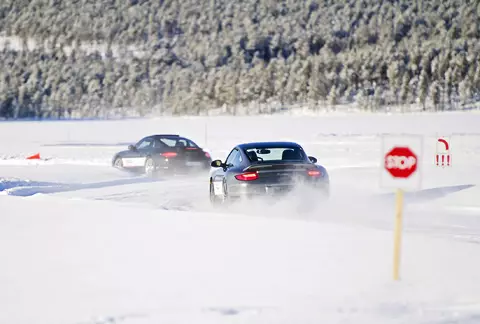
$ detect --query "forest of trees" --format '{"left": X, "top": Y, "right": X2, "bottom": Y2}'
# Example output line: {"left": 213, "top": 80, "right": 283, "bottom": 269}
{"left": 0, "top": 0, "right": 479, "bottom": 118}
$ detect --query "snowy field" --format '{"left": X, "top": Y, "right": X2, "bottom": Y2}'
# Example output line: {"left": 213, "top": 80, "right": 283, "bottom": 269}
{"left": 1, "top": 112, "right": 480, "bottom": 324}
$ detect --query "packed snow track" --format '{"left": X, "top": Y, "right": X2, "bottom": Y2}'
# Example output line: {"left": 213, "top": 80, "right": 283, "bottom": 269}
{"left": 2, "top": 113, "right": 480, "bottom": 324}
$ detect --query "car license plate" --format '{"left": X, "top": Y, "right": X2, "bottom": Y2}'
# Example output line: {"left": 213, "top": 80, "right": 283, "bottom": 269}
{"left": 186, "top": 161, "right": 203, "bottom": 166}
{"left": 266, "top": 186, "right": 289, "bottom": 194}
{"left": 266, "top": 186, "right": 279, "bottom": 194}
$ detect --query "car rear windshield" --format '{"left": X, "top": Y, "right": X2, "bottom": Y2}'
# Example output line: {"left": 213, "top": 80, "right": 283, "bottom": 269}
{"left": 244, "top": 147, "right": 307, "bottom": 162}
{"left": 156, "top": 137, "right": 198, "bottom": 148}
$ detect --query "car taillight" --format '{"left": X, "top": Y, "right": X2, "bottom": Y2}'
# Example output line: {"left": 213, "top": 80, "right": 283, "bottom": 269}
{"left": 307, "top": 170, "right": 322, "bottom": 177}
{"left": 235, "top": 172, "right": 258, "bottom": 181}
{"left": 204, "top": 152, "right": 211, "bottom": 159}
{"left": 161, "top": 152, "right": 177, "bottom": 158}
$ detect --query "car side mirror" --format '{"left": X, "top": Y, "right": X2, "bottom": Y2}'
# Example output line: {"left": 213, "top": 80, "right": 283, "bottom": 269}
{"left": 211, "top": 160, "right": 223, "bottom": 168}
{"left": 308, "top": 156, "right": 317, "bottom": 163}
{"left": 128, "top": 145, "right": 136, "bottom": 151}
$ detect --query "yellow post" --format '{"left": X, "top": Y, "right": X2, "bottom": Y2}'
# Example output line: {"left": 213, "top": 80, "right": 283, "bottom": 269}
{"left": 393, "top": 188, "right": 404, "bottom": 281}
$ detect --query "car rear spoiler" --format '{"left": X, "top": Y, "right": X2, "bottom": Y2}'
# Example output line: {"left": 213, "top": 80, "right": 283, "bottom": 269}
{"left": 243, "top": 162, "right": 313, "bottom": 172}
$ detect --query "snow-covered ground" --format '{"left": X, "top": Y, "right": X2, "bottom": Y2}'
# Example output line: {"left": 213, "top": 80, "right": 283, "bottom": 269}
{"left": 1, "top": 112, "right": 480, "bottom": 324}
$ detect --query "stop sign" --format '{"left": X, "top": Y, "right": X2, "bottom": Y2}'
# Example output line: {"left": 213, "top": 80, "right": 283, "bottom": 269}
{"left": 384, "top": 146, "right": 418, "bottom": 178}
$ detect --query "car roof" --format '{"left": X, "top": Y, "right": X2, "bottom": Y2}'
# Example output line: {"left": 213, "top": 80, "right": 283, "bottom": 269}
{"left": 151, "top": 134, "right": 180, "bottom": 138}
{"left": 237, "top": 141, "right": 302, "bottom": 150}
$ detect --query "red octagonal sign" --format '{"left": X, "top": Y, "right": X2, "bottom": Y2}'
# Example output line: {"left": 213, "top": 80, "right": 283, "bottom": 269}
{"left": 384, "top": 146, "right": 418, "bottom": 178}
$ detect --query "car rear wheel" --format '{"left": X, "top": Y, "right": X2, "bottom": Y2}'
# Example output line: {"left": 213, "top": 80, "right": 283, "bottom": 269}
{"left": 144, "top": 157, "right": 156, "bottom": 176}
{"left": 210, "top": 180, "right": 226, "bottom": 206}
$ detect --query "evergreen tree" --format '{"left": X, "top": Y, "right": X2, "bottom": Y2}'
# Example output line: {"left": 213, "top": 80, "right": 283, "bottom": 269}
{"left": 0, "top": 0, "right": 478, "bottom": 118}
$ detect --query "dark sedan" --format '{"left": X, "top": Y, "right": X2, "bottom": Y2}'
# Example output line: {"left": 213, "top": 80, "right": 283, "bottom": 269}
{"left": 208, "top": 141, "right": 329, "bottom": 205}
{"left": 112, "top": 134, "right": 212, "bottom": 176}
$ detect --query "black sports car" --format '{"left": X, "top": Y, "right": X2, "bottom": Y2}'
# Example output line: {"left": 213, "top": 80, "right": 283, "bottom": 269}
{"left": 209, "top": 141, "right": 329, "bottom": 205}
{"left": 112, "top": 134, "right": 212, "bottom": 176}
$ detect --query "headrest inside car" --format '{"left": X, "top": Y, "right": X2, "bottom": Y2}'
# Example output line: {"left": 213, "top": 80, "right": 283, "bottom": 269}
{"left": 282, "top": 149, "right": 301, "bottom": 160}
{"left": 247, "top": 151, "right": 259, "bottom": 161}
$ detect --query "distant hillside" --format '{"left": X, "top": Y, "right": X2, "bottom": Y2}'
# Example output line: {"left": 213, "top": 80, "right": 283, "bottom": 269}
{"left": 0, "top": 0, "right": 479, "bottom": 118}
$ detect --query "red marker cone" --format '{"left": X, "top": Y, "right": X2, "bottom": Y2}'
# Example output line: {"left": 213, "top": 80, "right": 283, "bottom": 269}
{"left": 26, "top": 153, "right": 41, "bottom": 160}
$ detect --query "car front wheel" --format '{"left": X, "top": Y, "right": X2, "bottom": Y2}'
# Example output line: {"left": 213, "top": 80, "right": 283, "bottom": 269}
{"left": 113, "top": 157, "right": 123, "bottom": 169}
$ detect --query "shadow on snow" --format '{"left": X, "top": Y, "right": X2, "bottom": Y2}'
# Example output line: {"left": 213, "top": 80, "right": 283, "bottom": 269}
{"left": 0, "top": 179, "right": 62, "bottom": 192}
{"left": 376, "top": 184, "right": 476, "bottom": 205}
{"left": 2, "top": 176, "right": 162, "bottom": 197}
{"left": 1, "top": 174, "right": 475, "bottom": 207}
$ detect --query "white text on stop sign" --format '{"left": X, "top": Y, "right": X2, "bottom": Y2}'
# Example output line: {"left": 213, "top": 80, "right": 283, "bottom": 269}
{"left": 386, "top": 155, "right": 417, "bottom": 169}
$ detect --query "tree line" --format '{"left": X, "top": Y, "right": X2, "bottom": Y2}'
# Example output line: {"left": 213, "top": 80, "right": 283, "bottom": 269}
{"left": 0, "top": 0, "right": 479, "bottom": 118}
